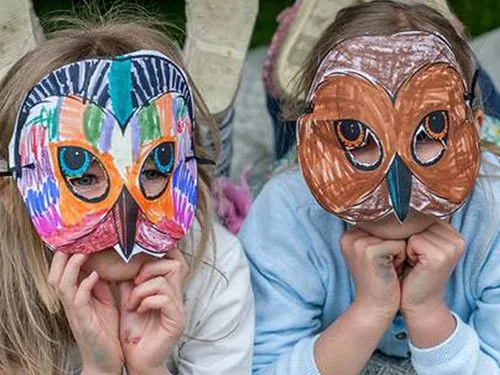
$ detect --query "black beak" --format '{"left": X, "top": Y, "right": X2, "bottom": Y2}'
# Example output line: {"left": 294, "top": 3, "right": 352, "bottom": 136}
{"left": 386, "top": 154, "right": 412, "bottom": 223}
{"left": 112, "top": 187, "right": 139, "bottom": 260}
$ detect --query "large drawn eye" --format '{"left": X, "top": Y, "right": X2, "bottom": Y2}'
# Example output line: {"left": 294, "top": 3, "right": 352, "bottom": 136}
{"left": 423, "top": 110, "right": 449, "bottom": 140}
{"left": 58, "top": 146, "right": 109, "bottom": 203}
{"left": 140, "top": 142, "right": 175, "bottom": 200}
{"left": 333, "top": 119, "right": 382, "bottom": 171}
{"left": 335, "top": 120, "right": 365, "bottom": 150}
{"left": 152, "top": 142, "right": 175, "bottom": 174}
{"left": 412, "top": 110, "right": 449, "bottom": 166}
{"left": 59, "top": 147, "right": 91, "bottom": 177}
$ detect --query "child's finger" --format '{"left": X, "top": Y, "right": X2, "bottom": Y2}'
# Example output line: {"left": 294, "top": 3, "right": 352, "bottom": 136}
{"left": 136, "top": 294, "right": 181, "bottom": 320}
{"left": 393, "top": 248, "right": 406, "bottom": 270}
{"left": 92, "top": 279, "right": 115, "bottom": 306}
{"left": 47, "top": 252, "right": 70, "bottom": 287}
{"left": 127, "top": 276, "right": 172, "bottom": 311}
{"left": 406, "top": 235, "right": 439, "bottom": 268}
{"left": 367, "top": 240, "right": 406, "bottom": 259}
{"left": 419, "top": 231, "right": 448, "bottom": 251}
{"left": 118, "top": 281, "right": 134, "bottom": 310}
{"left": 134, "top": 256, "right": 189, "bottom": 293}
{"left": 58, "top": 254, "right": 88, "bottom": 301}
{"left": 74, "top": 271, "right": 99, "bottom": 307}
{"left": 134, "top": 259, "right": 185, "bottom": 284}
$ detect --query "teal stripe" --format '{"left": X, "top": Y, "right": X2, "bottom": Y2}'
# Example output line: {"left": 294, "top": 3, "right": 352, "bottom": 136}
{"left": 108, "top": 59, "right": 133, "bottom": 128}
{"left": 387, "top": 154, "right": 412, "bottom": 222}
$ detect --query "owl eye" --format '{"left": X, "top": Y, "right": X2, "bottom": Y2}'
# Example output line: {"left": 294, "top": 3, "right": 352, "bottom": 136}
{"left": 153, "top": 142, "right": 175, "bottom": 174}
{"left": 423, "top": 110, "right": 449, "bottom": 140}
{"left": 335, "top": 120, "right": 366, "bottom": 150}
{"left": 333, "top": 119, "right": 383, "bottom": 171}
{"left": 412, "top": 110, "right": 449, "bottom": 166}
{"left": 140, "top": 142, "right": 175, "bottom": 200}
{"left": 57, "top": 146, "right": 109, "bottom": 203}
{"left": 59, "top": 147, "right": 92, "bottom": 177}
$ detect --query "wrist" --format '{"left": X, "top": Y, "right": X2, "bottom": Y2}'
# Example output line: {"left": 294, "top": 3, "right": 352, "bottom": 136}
{"left": 401, "top": 299, "right": 446, "bottom": 321}
{"left": 350, "top": 301, "right": 396, "bottom": 329}
{"left": 403, "top": 303, "right": 456, "bottom": 348}
{"left": 351, "top": 300, "right": 397, "bottom": 326}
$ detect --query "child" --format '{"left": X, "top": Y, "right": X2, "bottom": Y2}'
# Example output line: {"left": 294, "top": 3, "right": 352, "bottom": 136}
{"left": 263, "top": 0, "right": 500, "bottom": 160}
{"left": 240, "top": 1, "right": 499, "bottom": 374}
{"left": 0, "top": 17, "right": 254, "bottom": 375}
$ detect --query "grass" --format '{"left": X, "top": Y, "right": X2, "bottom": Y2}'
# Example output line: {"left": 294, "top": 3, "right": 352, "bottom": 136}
{"left": 32, "top": 0, "right": 500, "bottom": 47}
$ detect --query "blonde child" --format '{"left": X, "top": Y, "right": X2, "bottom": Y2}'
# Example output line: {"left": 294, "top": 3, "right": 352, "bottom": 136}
{"left": 240, "top": 1, "right": 499, "bottom": 374}
{"left": 0, "top": 16, "right": 254, "bottom": 375}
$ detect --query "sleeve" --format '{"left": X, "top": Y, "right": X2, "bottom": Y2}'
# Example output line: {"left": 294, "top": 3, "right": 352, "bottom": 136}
{"left": 176, "top": 233, "right": 255, "bottom": 375}
{"left": 238, "top": 178, "right": 325, "bottom": 375}
{"left": 409, "top": 233, "right": 500, "bottom": 375}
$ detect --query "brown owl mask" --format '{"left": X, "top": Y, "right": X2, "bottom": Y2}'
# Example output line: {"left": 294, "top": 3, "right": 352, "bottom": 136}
{"left": 297, "top": 32, "right": 480, "bottom": 223}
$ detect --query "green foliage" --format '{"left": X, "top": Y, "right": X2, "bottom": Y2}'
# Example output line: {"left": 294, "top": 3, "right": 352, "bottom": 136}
{"left": 32, "top": 0, "right": 500, "bottom": 47}
{"left": 450, "top": 0, "right": 500, "bottom": 37}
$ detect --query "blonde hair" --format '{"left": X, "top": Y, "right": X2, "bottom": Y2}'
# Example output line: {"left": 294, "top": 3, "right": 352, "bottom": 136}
{"left": 0, "top": 14, "right": 219, "bottom": 375}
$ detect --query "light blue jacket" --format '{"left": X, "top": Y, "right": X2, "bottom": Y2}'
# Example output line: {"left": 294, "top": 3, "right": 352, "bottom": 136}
{"left": 239, "top": 152, "right": 500, "bottom": 375}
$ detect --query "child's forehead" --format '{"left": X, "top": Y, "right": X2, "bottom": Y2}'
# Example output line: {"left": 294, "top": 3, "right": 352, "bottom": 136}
{"left": 309, "top": 31, "right": 463, "bottom": 98}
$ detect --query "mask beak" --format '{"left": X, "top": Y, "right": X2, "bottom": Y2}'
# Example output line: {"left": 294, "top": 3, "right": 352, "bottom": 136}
{"left": 386, "top": 154, "right": 412, "bottom": 223}
{"left": 112, "top": 187, "right": 139, "bottom": 261}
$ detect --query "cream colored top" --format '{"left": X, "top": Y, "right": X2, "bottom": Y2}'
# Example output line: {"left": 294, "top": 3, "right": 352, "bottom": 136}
{"left": 164, "top": 222, "right": 254, "bottom": 375}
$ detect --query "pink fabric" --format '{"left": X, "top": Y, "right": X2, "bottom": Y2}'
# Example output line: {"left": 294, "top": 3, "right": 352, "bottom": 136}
{"left": 262, "top": 0, "right": 302, "bottom": 97}
{"left": 211, "top": 167, "right": 253, "bottom": 234}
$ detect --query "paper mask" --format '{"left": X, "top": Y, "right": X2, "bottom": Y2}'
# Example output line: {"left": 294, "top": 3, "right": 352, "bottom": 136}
{"left": 297, "top": 32, "right": 480, "bottom": 223}
{"left": 9, "top": 50, "right": 198, "bottom": 261}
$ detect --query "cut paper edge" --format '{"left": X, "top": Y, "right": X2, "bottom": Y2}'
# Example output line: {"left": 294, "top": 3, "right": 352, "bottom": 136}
{"left": 113, "top": 242, "right": 171, "bottom": 263}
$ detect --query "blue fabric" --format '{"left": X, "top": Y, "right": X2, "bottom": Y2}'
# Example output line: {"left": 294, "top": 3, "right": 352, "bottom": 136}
{"left": 266, "top": 95, "right": 296, "bottom": 160}
{"left": 239, "top": 152, "right": 500, "bottom": 375}
{"left": 267, "top": 66, "right": 500, "bottom": 159}
{"left": 478, "top": 67, "right": 500, "bottom": 120}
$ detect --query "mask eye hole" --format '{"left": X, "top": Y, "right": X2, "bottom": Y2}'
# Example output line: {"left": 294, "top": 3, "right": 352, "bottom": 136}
{"left": 412, "top": 110, "right": 449, "bottom": 166}
{"left": 58, "top": 146, "right": 109, "bottom": 203}
{"left": 140, "top": 142, "right": 175, "bottom": 200}
{"left": 332, "top": 119, "right": 383, "bottom": 171}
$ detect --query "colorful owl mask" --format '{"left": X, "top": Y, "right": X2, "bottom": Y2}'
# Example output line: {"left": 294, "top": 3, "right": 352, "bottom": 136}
{"left": 297, "top": 32, "right": 480, "bottom": 223}
{"left": 8, "top": 50, "right": 199, "bottom": 261}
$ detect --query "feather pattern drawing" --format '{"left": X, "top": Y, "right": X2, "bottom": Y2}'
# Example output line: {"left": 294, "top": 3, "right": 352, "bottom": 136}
{"left": 9, "top": 51, "right": 198, "bottom": 261}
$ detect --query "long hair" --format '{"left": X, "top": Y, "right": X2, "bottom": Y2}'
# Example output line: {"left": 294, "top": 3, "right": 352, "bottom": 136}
{"left": 0, "top": 11, "right": 219, "bottom": 375}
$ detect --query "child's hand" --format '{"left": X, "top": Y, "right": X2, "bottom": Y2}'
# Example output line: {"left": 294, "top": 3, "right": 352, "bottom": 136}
{"left": 48, "top": 253, "right": 123, "bottom": 375}
{"left": 341, "top": 228, "right": 406, "bottom": 322}
{"left": 119, "top": 248, "right": 189, "bottom": 375}
{"left": 400, "top": 220, "right": 464, "bottom": 317}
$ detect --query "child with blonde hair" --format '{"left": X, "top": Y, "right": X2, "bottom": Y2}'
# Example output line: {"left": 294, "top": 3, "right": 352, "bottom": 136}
{"left": 0, "top": 15, "right": 254, "bottom": 375}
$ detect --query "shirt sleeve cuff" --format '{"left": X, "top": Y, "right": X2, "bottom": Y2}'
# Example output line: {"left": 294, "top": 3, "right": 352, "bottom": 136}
{"left": 409, "top": 312, "right": 479, "bottom": 370}
{"left": 295, "top": 334, "right": 321, "bottom": 375}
